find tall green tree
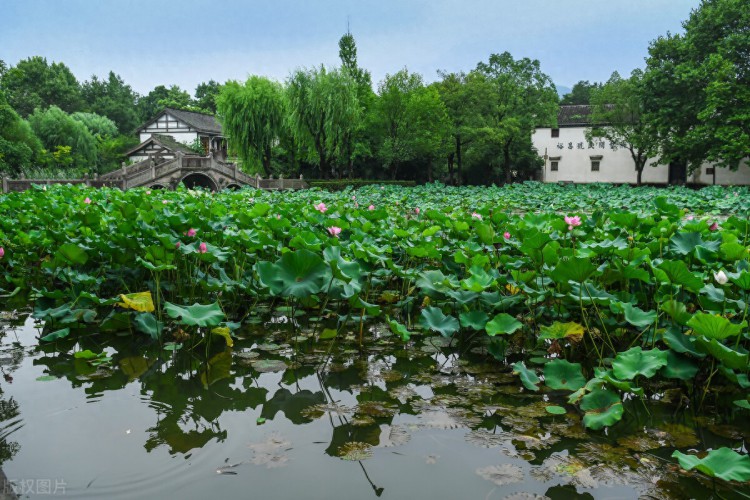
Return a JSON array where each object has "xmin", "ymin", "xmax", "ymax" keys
[
  {"xmin": 475, "ymin": 52, "xmax": 558, "ymax": 184},
  {"xmin": 137, "ymin": 85, "xmax": 195, "ymax": 122},
  {"xmin": 216, "ymin": 77, "xmax": 286, "ymax": 176},
  {"xmin": 436, "ymin": 71, "xmax": 493, "ymax": 184},
  {"xmin": 195, "ymin": 80, "xmax": 222, "ymax": 114},
  {"xmin": 644, "ymin": 0, "xmax": 750, "ymax": 177},
  {"xmin": 0, "ymin": 57, "xmax": 83, "ymax": 116},
  {"xmin": 338, "ymin": 32, "xmax": 375, "ymax": 178},
  {"xmin": 28, "ymin": 106, "xmax": 97, "ymax": 172},
  {"xmin": 560, "ymin": 80, "xmax": 602, "ymax": 105},
  {"xmin": 286, "ymin": 66, "xmax": 360, "ymax": 179},
  {"xmin": 81, "ymin": 72, "xmax": 140, "ymax": 134},
  {"xmin": 0, "ymin": 91, "xmax": 42, "ymax": 175},
  {"xmin": 586, "ymin": 70, "xmax": 660, "ymax": 185},
  {"xmin": 374, "ymin": 69, "xmax": 423, "ymax": 179}
]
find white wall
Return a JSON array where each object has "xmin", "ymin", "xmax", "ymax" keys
[
  {"xmin": 139, "ymin": 131, "xmax": 198, "ymax": 144},
  {"xmin": 533, "ymin": 127, "xmax": 750, "ymax": 185}
]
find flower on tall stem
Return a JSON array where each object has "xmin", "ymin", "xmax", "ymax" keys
[
  {"xmin": 198, "ymin": 242, "xmax": 208, "ymax": 254},
  {"xmin": 327, "ymin": 226, "xmax": 341, "ymax": 238}
]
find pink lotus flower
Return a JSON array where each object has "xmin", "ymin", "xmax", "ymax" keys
[
  {"xmin": 84, "ymin": 197, "xmax": 91, "ymax": 204},
  {"xmin": 471, "ymin": 212, "xmax": 482, "ymax": 220},
  {"xmin": 175, "ymin": 242, "xmax": 181, "ymax": 249},
  {"xmin": 686, "ymin": 215, "xmax": 694, "ymax": 221},
  {"xmin": 314, "ymin": 202, "xmax": 328, "ymax": 213},
  {"xmin": 0, "ymin": 247, "xmax": 4, "ymax": 259},
  {"xmin": 198, "ymin": 242, "xmax": 208, "ymax": 253},
  {"xmin": 709, "ymin": 221, "xmax": 719, "ymax": 231},
  {"xmin": 275, "ymin": 214, "xmax": 281, "ymax": 220},
  {"xmin": 368, "ymin": 205, "xmax": 375, "ymax": 211},
  {"xmin": 327, "ymin": 226, "xmax": 342, "ymax": 237},
  {"xmin": 162, "ymin": 200, "xmax": 168, "ymax": 204},
  {"xmin": 354, "ymin": 202, "xmax": 359, "ymax": 208},
  {"xmin": 146, "ymin": 190, "xmax": 151, "ymax": 195},
  {"xmin": 415, "ymin": 207, "xmax": 420, "ymax": 215},
  {"xmin": 504, "ymin": 232, "xmax": 511, "ymax": 240},
  {"xmin": 186, "ymin": 228, "xmax": 197, "ymax": 237},
  {"xmin": 352, "ymin": 196, "xmax": 356, "ymax": 201},
  {"xmin": 249, "ymin": 198, "xmax": 254, "ymax": 203},
  {"xmin": 565, "ymin": 215, "xmax": 581, "ymax": 230}
]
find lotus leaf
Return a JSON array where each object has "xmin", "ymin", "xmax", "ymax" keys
[
  {"xmin": 612, "ymin": 347, "xmax": 668, "ymax": 380},
  {"xmin": 164, "ymin": 301, "xmax": 225, "ymax": 327},
  {"xmin": 672, "ymin": 448, "xmax": 750, "ymax": 482}
]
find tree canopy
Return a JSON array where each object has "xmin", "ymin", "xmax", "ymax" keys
[
  {"xmin": 644, "ymin": 0, "xmax": 750, "ymax": 173},
  {"xmin": 0, "ymin": 56, "xmax": 83, "ymax": 117},
  {"xmin": 587, "ymin": 70, "xmax": 660, "ymax": 185},
  {"xmin": 216, "ymin": 77, "xmax": 286, "ymax": 176}
]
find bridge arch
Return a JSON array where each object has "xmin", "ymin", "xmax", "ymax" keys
[
  {"xmin": 180, "ymin": 173, "xmax": 218, "ymax": 191},
  {"xmin": 224, "ymin": 183, "xmax": 242, "ymax": 191},
  {"xmin": 149, "ymin": 183, "xmax": 168, "ymax": 190}
]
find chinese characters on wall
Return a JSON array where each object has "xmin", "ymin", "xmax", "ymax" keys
[{"xmin": 556, "ymin": 141, "xmax": 617, "ymax": 151}]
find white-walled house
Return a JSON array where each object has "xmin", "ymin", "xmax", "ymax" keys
[
  {"xmin": 532, "ymin": 105, "xmax": 750, "ymax": 185},
  {"xmin": 126, "ymin": 108, "xmax": 227, "ymax": 163}
]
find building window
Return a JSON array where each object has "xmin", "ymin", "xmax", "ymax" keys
[
  {"xmin": 706, "ymin": 167, "xmax": 715, "ymax": 175},
  {"xmin": 551, "ymin": 128, "xmax": 559, "ymax": 138},
  {"xmin": 591, "ymin": 160, "xmax": 600, "ymax": 171},
  {"xmin": 551, "ymin": 161, "xmax": 559, "ymax": 171}
]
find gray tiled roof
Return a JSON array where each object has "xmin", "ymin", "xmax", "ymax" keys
[
  {"xmin": 557, "ymin": 105, "xmax": 592, "ymax": 127},
  {"xmin": 164, "ymin": 108, "xmax": 222, "ymax": 134}
]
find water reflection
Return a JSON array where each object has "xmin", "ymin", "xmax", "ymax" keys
[{"xmin": 2, "ymin": 312, "xmax": 749, "ymax": 499}]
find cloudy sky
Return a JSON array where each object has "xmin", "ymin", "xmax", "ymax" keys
[{"xmin": 1, "ymin": 0, "xmax": 700, "ymax": 95}]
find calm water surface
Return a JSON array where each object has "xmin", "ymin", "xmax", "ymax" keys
[{"xmin": 0, "ymin": 311, "xmax": 748, "ymax": 499}]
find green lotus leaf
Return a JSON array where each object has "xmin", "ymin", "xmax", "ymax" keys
[
  {"xmin": 459, "ymin": 310, "xmax": 489, "ymax": 331},
  {"xmin": 134, "ymin": 312, "xmax": 162, "ymax": 340},
  {"xmin": 56, "ymin": 242, "xmax": 89, "ymax": 265},
  {"xmin": 420, "ymin": 307, "xmax": 459, "ymax": 338},
  {"xmin": 545, "ymin": 405, "xmax": 567, "ymax": 415},
  {"xmin": 669, "ymin": 232, "xmax": 705, "ymax": 255},
  {"xmin": 655, "ymin": 260, "xmax": 703, "ymax": 292},
  {"xmin": 256, "ymin": 249, "xmax": 330, "ymax": 298},
  {"xmin": 485, "ymin": 313, "xmax": 523, "ymax": 336},
  {"xmin": 612, "ymin": 347, "xmax": 668, "ymax": 380},
  {"xmin": 164, "ymin": 301, "xmax": 225, "ymax": 327},
  {"xmin": 40, "ymin": 327, "xmax": 71, "ymax": 342},
  {"xmin": 580, "ymin": 388, "xmax": 624, "ymax": 430},
  {"xmin": 672, "ymin": 448, "xmax": 750, "ymax": 482},
  {"xmin": 660, "ymin": 350, "xmax": 699, "ymax": 380},
  {"xmin": 687, "ymin": 312, "xmax": 746, "ymax": 340},
  {"xmin": 460, "ymin": 266, "xmax": 495, "ymax": 292},
  {"xmin": 387, "ymin": 318, "xmax": 412, "ymax": 342},
  {"xmin": 550, "ymin": 257, "xmax": 597, "ymax": 284},
  {"xmin": 662, "ymin": 327, "xmax": 706, "ymax": 358},
  {"xmin": 660, "ymin": 300, "xmax": 692, "ymax": 326},
  {"xmin": 695, "ymin": 336, "xmax": 749, "ymax": 370},
  {"xmin": 620, "ymin": 302, "xmax": 657, "ymax": 329},
  {"xmin": 543, "ymin": 359, "xmax": 586, "ymax": 391},
  {"xmin": 512, "ymin": 361, "xmax": 540, "ymax": 391}
]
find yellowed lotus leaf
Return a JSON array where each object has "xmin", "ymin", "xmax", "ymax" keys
[
  {"xmin": 505, "ymin": 284, "xmax": 521, "ymax": 295},
  {"xmin": 118, "ymin": 291, "xmax": 155, "ymax": 313},
  {"xmin": 211, "ymin": 326, "xmax": 234, "ymax": 347}
]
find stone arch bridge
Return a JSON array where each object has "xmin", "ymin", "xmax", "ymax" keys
[{"xmin": 2, "ymin": 152, "xmax": 307, "ymax": 193}]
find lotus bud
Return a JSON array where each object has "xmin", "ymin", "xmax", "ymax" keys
[{"xmin": 714, "ymin": 270, "xmax": 728, "ymax": 285}]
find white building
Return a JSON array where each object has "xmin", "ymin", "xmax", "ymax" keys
[
  {"xmin": 532, "ymin": 105, "xmax": 750, "ymax": 185},
  {"xmin": 126, "ymin": 108, "xmax": 227, "ymax": 164}
]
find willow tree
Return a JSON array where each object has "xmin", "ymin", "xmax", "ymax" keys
[
  {"xmin": 216, "ymin": 76, "xmax": 285, "ymax": 176},
  {"xmin": 286, "ymin": 66, "xmax": 360, "ymax": 179}
]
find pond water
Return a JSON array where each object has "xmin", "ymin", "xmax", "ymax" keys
[{"xmin": 0, "ymin": 311, "xmax": 748, "ymax": 499}]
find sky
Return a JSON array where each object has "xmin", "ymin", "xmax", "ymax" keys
[{"xmin": 0, "ymin": 0, "xmax": 701, "ymax": 96}]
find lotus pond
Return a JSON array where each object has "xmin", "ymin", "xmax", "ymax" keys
[{"xmin": 0, "ymin": 182, "xmax": 749, "ymax": 498}]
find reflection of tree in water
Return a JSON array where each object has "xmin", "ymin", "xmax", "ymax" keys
[
  {"xmin": 141, "ymin": 350, "xmax": 267, "ymax": 455},
  {"xmin": 0, "ymin": 311, "xmax": 27, "ymax": 466}
]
